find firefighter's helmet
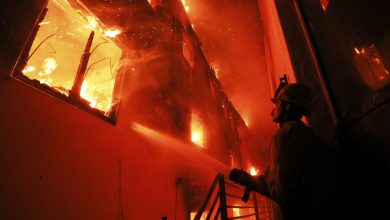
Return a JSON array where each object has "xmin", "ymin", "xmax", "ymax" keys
[{"xmin": 272, "ymin": 83, "xmax": 313, "ymax": 111}]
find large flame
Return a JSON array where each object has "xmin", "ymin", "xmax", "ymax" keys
[
  {"xmin": 191, "ymin": 113, "xmax": 204, "ymax": 148},
  {"xmin": 22, "ymin": 0, "xmax": 122, "ymax": 114}
]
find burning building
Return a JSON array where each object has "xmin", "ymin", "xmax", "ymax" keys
[
  {"xmin": 1, "ymin": 0, "xmax": 389, "ymax": 219},
  {"xmin": 0, "ymin": 0, "xmax": 264, "ymax": 219}
]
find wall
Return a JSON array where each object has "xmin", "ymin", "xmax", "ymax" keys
[
  {"xmin": 271, "ymin": 0, "xmax": 390, "ymax": 218},
  {"xmin": 258, "ymin": 0, "xmax": 296, "ymax": 89},
  {"xmin": 0, "ymin": 0, "xmax": 238, "ymax": 219}
]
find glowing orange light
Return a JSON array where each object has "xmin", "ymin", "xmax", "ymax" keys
[
  {"xmin": 242, "ymin": 115, "xmax": 249, "ymax": 127},
  {"xmin": 354, "ymin": 48, "xmax": 361, "ymax": 55},
  {"xmin": 22, "ymin": 0, "xmax": 122, "ymax": 114},
  {"xmin": 190, "ymin": 211, "xmax": 207, "ymax": 220},
  {"xmin": 249, "ymin": 167, "xmax": 259, "ymax": 176},
  {"xmin": 320, "ymin": 0, "xmax": 330, "ymax": 12},
  {"xmin": 212, "ymin": 64, "xmax": 220, "ymax": 79},
  {"xmin": 80, "ymin": 81, "xmax": 97, "ymax": 108},
  {"xmin": 104, "ymin": 29, "xmax": 121, "ymax": 38},
  {"xmin": 38, "ymin": 57, "xmax": 57, "ymax": 76},
  {"xmin": 39, "ymin": 21, "xmax": 50, "ymax": 25},
  {"xmin": 233, "ymin": 206, "xmax": 241, "ymax": 217},
  {"xmin": 181, "ymin": 0, "xmax": 190, "ymax": 12},
  {"xmin": 85, "ymin": 16, "xmax": 99, "ymax": 30},
  {"xmin": 191, "ymin": 113, "xmax": 204, "ymax": 148},
  {"xmin": 22, "ymin": 66, "xmax": 36, "ymax": 74}
]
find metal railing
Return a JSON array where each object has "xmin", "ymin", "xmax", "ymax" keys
[{"xmin": 194, "ymin": 173, "xmax": 273, "ymax": 220}]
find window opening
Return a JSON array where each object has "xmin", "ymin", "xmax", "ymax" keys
[
  {"xmin": 191, "ymin": 112, "xmax": 205, "ymax": 148},
  {"xmin": 15, "ymin": 0, "xmax": 123, "ymax": 123}
]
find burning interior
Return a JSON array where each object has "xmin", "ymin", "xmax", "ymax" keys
[
  {"xmin": 16, "ymin": 0, "xmax": 123, "ymax": 122},
  {"xmin": 2, "ymin": 0, "xmax": 279, "ymax": 219},
  {"xmin": 12, "ymin": 0, "xmax": 251, "ymax": 163},
  {"xmin": 1, "ymin": 0, "xmax": 390, "ymax": 219}
]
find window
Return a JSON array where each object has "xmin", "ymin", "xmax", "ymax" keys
[
  {"xmin": 191, "ymin": 112, "xmax": 205, "ymax": 148},
  {"xmin": 14, "ymin": 0, "xmax": 123, "ymax": 123},
  {"xmin": 298, "ymin": 0, "xmax": 390, "ymax": 116}
]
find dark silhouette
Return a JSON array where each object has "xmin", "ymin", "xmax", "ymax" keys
[{"xmin": 230, "ymin": 83, "xmax": 336, "ymax": 219}]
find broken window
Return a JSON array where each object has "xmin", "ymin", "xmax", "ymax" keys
[
  {"xmin": 14, "ymin": 0, "xmax": 123, "ymax": 123},
  {"xmin": 354, "ymin": 43, "xmax": 389, "ymax": 90}
]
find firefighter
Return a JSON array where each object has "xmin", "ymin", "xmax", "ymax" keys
[{"xmin": 231, "ymin": 83, "xmax": 334, "ymax": 219}]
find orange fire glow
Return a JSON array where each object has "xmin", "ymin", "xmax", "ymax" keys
[
  {"xmin": 354, "ymin": 47, "xmax": 362, "ymax": 55},
  {"xmin": 190, "ymin": 211, "xmax": 207, "ymax": 220},
  {"xmin": 354, "ymin": 47, "xmax": 366, "ymax": 55},
  {"xmin": 104, "ymin": 29, "xmax": 121, "ymax": 38},
  {"xmin": 181, "ymin": 0, "xmax": 190, "ymax": 12},
  {"xmin": 22, "ymin": 0, "xmax": 122, "ymax": 113},
  {"xmin": 249, "ymin": 167, "xmax": 259, "ymax": 176},
  {"xmin": 242, "ymin": 115, "xmax": 249, "ymax": 127},
  {"xmin": 212, "ymin": 63, "xmax": 220, "ymax": 79},
  {"xmin": 320, "ymin": 0, "xmax": 330, "ymax": 12},
  {"xmin": 232, "ymin": 207, "xmax": 240, "ymax": 217},
  {"xmin": 191, "ymin": 113, "xmax": 204, "ymax": 147},
  {"xmin": 85, "ymin": 15, "xmax": 99, "ymax": 30}
]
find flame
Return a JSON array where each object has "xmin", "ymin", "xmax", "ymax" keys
[
  {"xmin": 39, "ymin": 21, "xmax": 50, "ymax": 25},
  {"xmin": 233, "ymin": 207, "xmax": 241, "ymax": 217},
  {"xmin": 39, "ymin": 78, "xmax": 54, "ymax": 86},
  {"xmin": 212, "ymin": 64, "xmax": 220, "ymax": 79},
  {"xmin": 38, "ymin": 57, "xmax": 57, "ymax": 76},
  {"xmin": 81, "ymin": 81, "xmax": 97, "ymax": 108},
  {"xmin": 85, "ymin": 16, "xmax": 99, "ymax": 30},
  {"xmin": 355, "ymin": 47, "xmax": 367, "ymax": 55},
  {"xmin": 181, "ymin": 0, "xmax": 190, "ymax": 12},
  {"xmin": 22, "ymin": 0, "xmax": 122, "ymax": 114},
  {"xmin": 354, "ymin": 48, "xmax": 361, "ymax": 55},
  {"xmin": 190, "ymin": 211, "xmax": 207, "ymax": 220},
  {"xmin": 249, "ymin": 167, "xmax": 259, "ymax": 176},
  {"xmin": 242, "ymin": 115, "xmax": 249, "ymax": 126},
  {"xmin": 104, "ymin": 29, "xmax": 121, "ymax": 38},
  {"xmin": 320, "ymin": 0, "xmax": 330, "ymax": 12},
  {"xmin": 191, "ymin": 113, "xmax": 204, "ymax": 147},
  {"xmin": 22, "ymin": 66, "xmax": 36, "ymax": 74}
]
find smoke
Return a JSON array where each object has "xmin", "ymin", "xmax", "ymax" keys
[
  {"xmin": 185, "ymin": 0, "xmax": 277, "ymax": 166},
  {"xmin": 187, "ymin": 1, "xmax": 274, "ymax": 125},
  {"xmin": 82, "ymin": 0, "xmax": 277, "ymax": 166}
]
